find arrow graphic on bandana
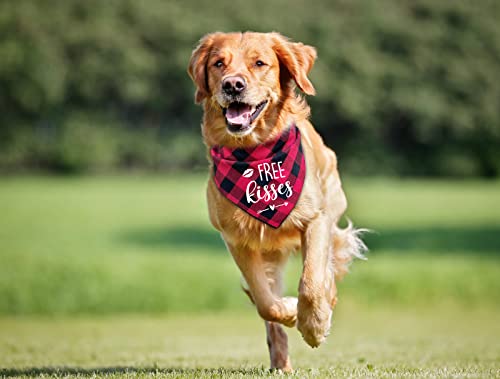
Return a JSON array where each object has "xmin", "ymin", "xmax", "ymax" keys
[{"xmin": 258, "ymin": 202, "xmax": 289, "ymax": 214}]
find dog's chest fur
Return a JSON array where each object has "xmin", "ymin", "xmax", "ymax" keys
[{"xmin": 206, "ymin": 133, "xmax": 323, "ymax": 253}]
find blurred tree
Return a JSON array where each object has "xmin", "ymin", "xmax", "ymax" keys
[{"xmin": 0, "ymin": 0, "xmax": 499, "ymax": 176}]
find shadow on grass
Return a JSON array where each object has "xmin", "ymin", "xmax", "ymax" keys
[
  {"xmin": 118, "ymin": 225, "xmax": 500, "ymax": 255},
  {"xmin": 365, "ymin": 225, "xmax": 500, "ymax": 254},
  {"xmin": 117, "ymin": 225, "xmax": 226, "ymax": 252},
  {"xmin": 0, "ymin": 366, "xmax": 270, "ymax": 377}
]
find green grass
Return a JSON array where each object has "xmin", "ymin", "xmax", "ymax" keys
[
  {"xmin": 0, "ymin": 175, "xmax": 499, "ymax": 314},
  {"xmin": 0, "ymin": 175, "xmax": 499, "ymax": 377},
  {"xmin": 0, "ymin": 306, "xmax": 499, "ymax": 378}
]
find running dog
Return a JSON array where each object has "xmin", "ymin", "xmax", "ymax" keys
[{"xmin": 188, "ymin": 31, "xmax": 366, "ymax": 372}]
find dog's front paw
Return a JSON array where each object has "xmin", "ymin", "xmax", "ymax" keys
[
  {"xmin": 258, "ymin": 297, "xmax": 298, "ymax": 327},
  {"xmin": 280, "ymin": 297, "xmax": 298, "ymax": 327},
  {"xmin": 297, "ymin": 295, "xmax": 332, "ymax": 348}
]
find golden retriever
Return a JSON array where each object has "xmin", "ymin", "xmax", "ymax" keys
[{"xmin": 188, "ymin": 31, "xmax": 366, "ymax": 372}]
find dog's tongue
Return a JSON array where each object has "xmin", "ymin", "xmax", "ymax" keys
[{"xmin": 225, "ymin": 103, "xmax": 252, "ymax": 125}]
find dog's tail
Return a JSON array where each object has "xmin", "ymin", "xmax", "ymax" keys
[{"xmin": 331, "ymin": 220, "xmax": 368, "ymax": 281}]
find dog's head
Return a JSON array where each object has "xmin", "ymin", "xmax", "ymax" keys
[{"xmin": 188, "ymin": 32, "xmax": 316, "ymax": 146}]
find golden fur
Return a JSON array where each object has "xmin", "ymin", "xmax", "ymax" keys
[{"xmin": 188, "ymin": 31, "xmax": 366, "ymax": 372}]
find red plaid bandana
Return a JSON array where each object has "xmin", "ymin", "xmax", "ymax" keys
[{"xmin": 210, "ymin": 125, "xmax": 306, "ymax": 228}]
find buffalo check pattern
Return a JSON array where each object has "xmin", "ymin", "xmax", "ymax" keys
[{"xmin": 210, "ymin": 125, "xmax": 306, "ymax": 228}]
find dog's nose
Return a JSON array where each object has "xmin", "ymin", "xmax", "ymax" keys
[{"xmin": 222, "ymin": 76, "xmax": 246, "ymax": 96}]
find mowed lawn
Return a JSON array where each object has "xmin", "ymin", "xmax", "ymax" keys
[
  {"xmin": 0, "ymin": 175, "xmax": 499, "ymax": 377},
  {"xmin": 1, "ymin": 307, "xmax": 498, "ymax": 378}
]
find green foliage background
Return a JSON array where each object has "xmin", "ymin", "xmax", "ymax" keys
[{"xmin": 1, "ymin": 0, "xmax": 499, "ymax": 176}]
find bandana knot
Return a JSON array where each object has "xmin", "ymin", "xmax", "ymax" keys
[{"xmin": 210, "ymin": 125, "xmax": 306, "ymax": 228}]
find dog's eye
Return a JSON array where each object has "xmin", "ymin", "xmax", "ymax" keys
[
  {"xmin": 255, "ymin": 60, "xmax": 266, "ymax": 67},
  {"xmin": 214, "ymin": 60, "xmax": 224, "ymax": 68}
]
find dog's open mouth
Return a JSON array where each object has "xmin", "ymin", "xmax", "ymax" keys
[{"xmin": 222, "ymin": 101, "xmax": 268, "ymax": 133}]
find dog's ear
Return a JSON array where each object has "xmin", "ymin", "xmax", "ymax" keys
[
  {"xmin": 271, "ymin": 33, "xmax": 317, "ymax": 96},
  {"xmin": 188, "ymin": 34, "xmax": 216, "ymax": 103}
]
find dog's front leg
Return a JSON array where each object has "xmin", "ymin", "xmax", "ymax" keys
[
  {"xmin": 238, "ymin": 243, "xmax": 294, "ymax": 372},
  {"xmin": 297, "ymin": 213, "xmax": 335, "ymax": 347},
  {"xmin": 226, "ymin": 242, "xmax": 297, "ymax": 327}
]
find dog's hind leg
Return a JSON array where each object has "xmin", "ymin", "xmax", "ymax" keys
[{"xmin": 266, "ymin": 321, "xmax": 292, "ymax": 372}]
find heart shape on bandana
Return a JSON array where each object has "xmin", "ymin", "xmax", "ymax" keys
[{"xmin": 210, "ymin": 125, "xmax": 306, "ymax": 228}]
